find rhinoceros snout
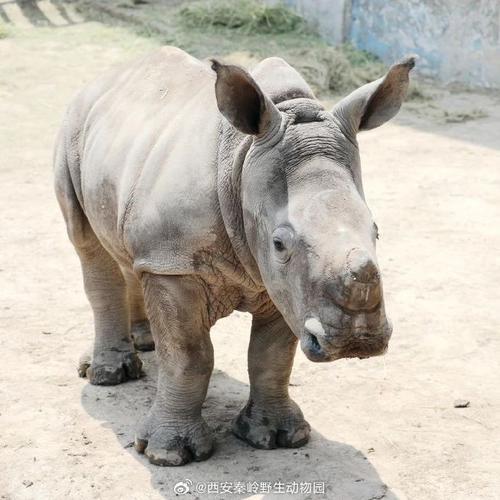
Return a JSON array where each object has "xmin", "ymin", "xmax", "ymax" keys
[
  {"xmin": 300, "ymin": 304, "xmax": 392, "ymax": 363},
  {"xmin": 327, "ymin": 249, "xmax": 382, "ymax": 313}
]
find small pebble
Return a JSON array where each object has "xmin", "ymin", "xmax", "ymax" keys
[{"xmin": 453, "ymin": 399, "xmax": 470, "ymax": 408}]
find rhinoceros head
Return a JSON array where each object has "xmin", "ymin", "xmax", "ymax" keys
[{"xmin": 212, "ymin": 57, "xmax": 415, "ymax": 362}]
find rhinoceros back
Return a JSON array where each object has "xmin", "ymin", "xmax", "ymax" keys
[
  {"xmin": 58, "ymin": 48, "xmax": 315, "ymax": 277},
  {"xmin": 62, "ymin": 47, "xmax": 223, "ymax": 275}
]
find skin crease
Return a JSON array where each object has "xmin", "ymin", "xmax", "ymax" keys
[{"xmin": 54, "ymin": 47, "xmax": 414, "ymax": 466}]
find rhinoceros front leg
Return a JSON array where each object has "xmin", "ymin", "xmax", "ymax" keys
[
  {"xmin": 233, "ymin": 311, "xmax": 311, "ymax": 449},
  {"xmin": 135, "ymin": 274, "xmax": 214, "ymax": 466}
]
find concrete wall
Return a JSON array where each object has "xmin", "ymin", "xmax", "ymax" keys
[
  {"xmin": 266, "ymin": 0, "xmax": 500, "ymax": 89},
  {"xmin": 350, "ymin": 0, "xmax": 500, "ymax": 88}
]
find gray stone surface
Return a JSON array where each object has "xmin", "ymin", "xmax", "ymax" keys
[
  {"xmin": 350, "ymin": 0, "xmax": 500, "ymax": 88},
  {"xmin": 266, "ymin": 0, "xmax": 500, "ymax": 89}
]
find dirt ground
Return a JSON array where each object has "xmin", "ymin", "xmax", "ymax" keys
[{"xmin": 1, "ymin": 3, "xmax": 500, "ymax": 500}]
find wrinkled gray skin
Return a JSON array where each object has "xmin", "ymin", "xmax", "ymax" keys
[{"xmin": 54, "ymin": 47, "xmax": 414, "ymax": 466}]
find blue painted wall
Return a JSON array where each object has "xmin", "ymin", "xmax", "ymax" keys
[
  {"xmin": 267, "ymin": 0, "xmax": 500, "ymax": 88},
  {"xmin": 350, "ymin": 0, "xmax": 500, "ymax": 88}
]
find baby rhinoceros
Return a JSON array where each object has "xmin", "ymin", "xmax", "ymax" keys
[{"xmin": 54, "ymin": 47, "xmax": 414, "ymax": 466}]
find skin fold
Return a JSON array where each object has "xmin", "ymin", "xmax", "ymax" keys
[{"xmin": 54, "ymin": 47, "xmax": 414, "ymax": 466}]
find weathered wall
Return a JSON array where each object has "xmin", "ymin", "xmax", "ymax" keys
[
  {"xmin": 266, "ymin": 0, "xmax": 500, "ymax": 89},
  {"xmin": 350, "ymin": 0, "xmax": 500, "ymax": 88}
]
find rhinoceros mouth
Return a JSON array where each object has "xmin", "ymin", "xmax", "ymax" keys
[
  {"xmin": 300, "ymin": 331, "xmax": 335, "ymax": 362},
  {"xmin": 300, "ymin": 321, "xmax": 392, "ymax": 362}
]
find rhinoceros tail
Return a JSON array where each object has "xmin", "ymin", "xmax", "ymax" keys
[{"xmin": 53, "ymin": 124, "xmax": 93, "ymax": 251}]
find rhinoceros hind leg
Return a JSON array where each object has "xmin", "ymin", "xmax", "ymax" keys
[
  {"xmin": 78, "ymin": 347, "xmax": 143, "ymax": 385},
  {"xmin": 233, "ymin": 311, "xmax": 311, "ymax": 449},
  {"xmin": 131, "ymin": 320, "xmax": 155, "ymax": 352},
  {"xmin": 75, "ymin": 234, "xmax": 143, "ymax": 385},
  {"xmin": 55, "ymin": 142, "xmax": 143, "ymax": 385},
  {"xmin": 122, "ymin": 268, "xmax": 155, "ymax": 351}
]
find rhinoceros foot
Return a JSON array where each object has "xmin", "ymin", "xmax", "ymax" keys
[
  {"xmin": 233, "ymin": 399, "xmax": 311, "ymax": 450},
  {"xmin": 131, "ymin": 320, "xmax": 155, "ymax": 352},
  {"xmin": 78, "ymin": 349, "xmax": 144, "ymax": 385},
  {"xmin": 135, "ymin": 415, "xmax": 214, "ymax": 466}
]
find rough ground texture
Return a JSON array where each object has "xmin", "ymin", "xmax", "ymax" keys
[{"xmin": 1, "ymin": 3, "xmax": 500, "ymax": 500}]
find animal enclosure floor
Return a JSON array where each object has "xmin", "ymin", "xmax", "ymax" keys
[{"xmin": 1, "ymin": 5, "xmax": 499, "ymax": 500}]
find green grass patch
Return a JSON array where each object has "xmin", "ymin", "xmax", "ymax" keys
[
  {"xmin": 79, "ymin": 0, "xmax": 398, "ymax": 97},
  {"xmin": 288, "ymin": 44, "xmax": 385, "ymax": 94},
  {"xmin": 179, "ymin": 0, "xmax": 306, "ymax": 34},
  {"xmin": 172, "ymin": 0, "xmax": 387, "ymax": 95}
]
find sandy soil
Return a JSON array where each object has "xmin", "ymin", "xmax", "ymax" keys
[{"xmin": 1, "ymin": 3, "xmax": 500, "ymax": 500}]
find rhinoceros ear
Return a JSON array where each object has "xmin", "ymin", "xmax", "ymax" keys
[
  {"xmin": 211, "ymin": 59, "xmax": 281, "ymax": 136},
  {"xmin": 332, "ymin": 56, "xmax": 416, "ymax": 135}
]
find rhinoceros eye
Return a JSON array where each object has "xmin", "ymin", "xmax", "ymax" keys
[
  {"xmin": 273, "ymin": 237, "xmax": 285, "ymax": 252},
  {"xmin": 272, "ymin": 226, "xmax": 295, "ymax": 262}
]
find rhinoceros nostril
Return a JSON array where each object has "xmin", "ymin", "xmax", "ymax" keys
[
  {"xmin": 326, "ymin": 249, "xmax": 382, "ymax": 312},
  {"xmin": 351, "ymin": 261, "xmax": 379, "ymax": 284},
  {"xmin": 309, "ymin": 333, "xmax": 321, "ymax": 351},
  {"xmin": 346, "ymin": 249, "xmax": 379, "ymax": 284},
  {"xmin": 303, "ymin": 317, "xmax": 326, "ymax": 356}
]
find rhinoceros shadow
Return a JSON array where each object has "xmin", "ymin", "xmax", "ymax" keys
[{"xmin": 81, "ymin": 353, "xmax": 398, "ymax": 500}]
